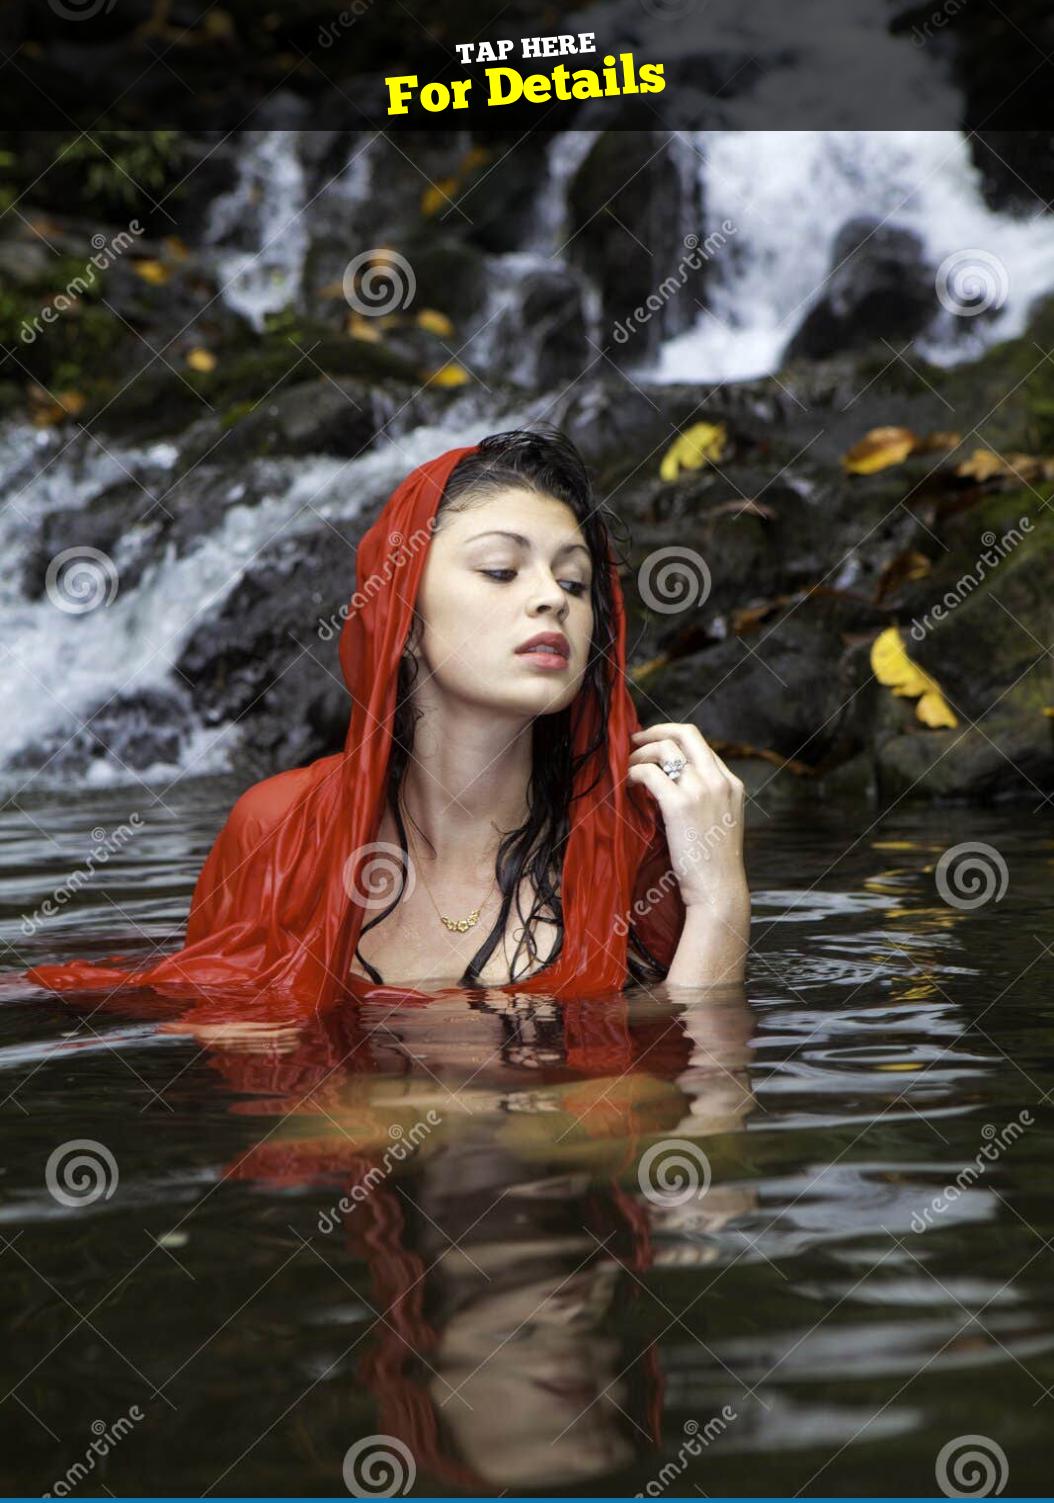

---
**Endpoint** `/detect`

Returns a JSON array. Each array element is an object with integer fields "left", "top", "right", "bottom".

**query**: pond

[{"left": 2, "top": 778, "right": 1052, "bottom": 1497}]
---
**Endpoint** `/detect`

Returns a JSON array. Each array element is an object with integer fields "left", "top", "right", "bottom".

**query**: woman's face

[{"left": 409, "top": 487, "right": 596, "bottom": 719}]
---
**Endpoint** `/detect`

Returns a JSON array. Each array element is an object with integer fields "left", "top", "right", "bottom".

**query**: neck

[{"left": 397, "top": 701, "right": 533, "bottom": 872}]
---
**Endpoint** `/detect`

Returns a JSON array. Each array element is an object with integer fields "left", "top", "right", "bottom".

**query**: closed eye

[{"left": 479, "top": 569, "right": 588, "bottom": 597}]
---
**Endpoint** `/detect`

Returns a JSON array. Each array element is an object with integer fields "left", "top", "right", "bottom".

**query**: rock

[
  {"left": 566, "top": 131, "right": 703, "bottom": 364},
  {"left": 970, "top": 131, "right": 1054, "bottom": 214},
  {"left": 641, "top": 598, "right": 876, "bottom": 770},
  {"left": 8, "top": 686, "right": 193, "bottom": 779},
  {"left": 175, "top": 523, "right": 368, "bottom": 770},
  {"left": 784, "top": 217, "right": 936, "bottom": 362},
  {"left": 514, "top": 268, "right": 590, "bottom": 388}
]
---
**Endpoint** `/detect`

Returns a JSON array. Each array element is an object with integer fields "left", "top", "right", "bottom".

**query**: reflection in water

[
  {"left": 202, "top": 987, "right": 757, "bottom": 1492},
  {"left": 9, "top": 804, "right": 1054, "bottom": 1495}
]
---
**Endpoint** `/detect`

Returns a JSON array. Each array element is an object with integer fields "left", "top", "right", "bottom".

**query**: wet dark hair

[{"left": 353, "top": 426, "right": 668, "bottom": 990}]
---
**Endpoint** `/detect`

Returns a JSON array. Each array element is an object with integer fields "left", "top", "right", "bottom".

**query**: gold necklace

[{"left": 404, "top": 818, "right": 496, "bottom": 934}]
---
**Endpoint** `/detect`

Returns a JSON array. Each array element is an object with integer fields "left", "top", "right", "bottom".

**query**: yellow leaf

[
  {"left": 422, "top": 362, "right": 470, "bottom": 388},
  {"left": 955, "top": 447, "right": 1006, "bottom": 482},
  {"left": 185, "top": 347, "right": 216, "bottom": 372},
  {"left": 870, "top": 626, "right": 957, "bottom": 728},
  {"left": 29, "top": 387, "right": 86, "bottom": 427},
  {"left": 843, "top": 426, "right": 917, "bottom": 475},
  {"left": 162, "top": 236, "right": 189, "bottom": 261},
  {"left": 659, "top": 422, "right": 728, "bottom": 481},
  {"left": 421, "top": 177, "right": 458, "bottom": 218},
  {"left": 916, "top": 689, "right": 957, "bottom": 729},
  {"left": 345, "top": 312, "right": 382, "bottom": 343},
  {"left": 914, "top": 430, "right": 961, "bottom": 454},
  {"left": 416, "top": 308, "right": 454, "bottom": 337},
  {"left": 460, "top": 145, "right": 491, "bottom": 173},
  {"left": 133, "top": 259, "right": 169, "bottom": 285},
  {"left": 1043, "top": 707, "right": 1054, "bottom": 718}
]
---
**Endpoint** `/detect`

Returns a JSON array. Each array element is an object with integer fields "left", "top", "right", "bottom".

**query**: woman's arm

[
  {"left": 627, "top": 721, "right": 750, "bottom": 988},
  {"left": 665, "top": 884, "right": 750, "bottom": 987}
]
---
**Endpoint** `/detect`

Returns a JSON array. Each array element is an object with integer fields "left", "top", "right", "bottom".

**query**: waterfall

[
  {"left": 0, "top": 405, "right": 538, "bottom": 789},
  {"left": 652, "top": 131, "right": 1054, "bottom": 382}
]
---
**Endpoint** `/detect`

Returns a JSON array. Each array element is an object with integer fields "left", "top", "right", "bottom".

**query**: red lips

[{"left": 515, "top": 631, "right": 570, "bottom": 658}]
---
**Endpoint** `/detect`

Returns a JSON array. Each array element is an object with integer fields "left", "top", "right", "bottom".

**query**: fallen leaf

[
  {"left": 708, "top": 497, "right": 776, "bottom": 520},
  {"left": 870, "top": 625, "right": 957, "bottom": 728},
  {"left": 345, "top": 312, "right": 382, "bottom": 343},
  {"left": 133, "top": 259, "right": 169, "bottom": 285},
  {"left": 873, "top": 548, "right": 932, "bottom": 605},
  {"left": 29, "top": 386, "right": 86, "bottom": 426},
  {"left": 416, "top": 308, "right": 454, "bottom": 337},
  {"left": 914, "top": 430, "right": 961, "bottom": 453},
  {"left": 659, "top": 422, "right": 728, "bottom": 481},
  {"left": 843, "top": 426, "right": 917, "bottom": 475},
  {"left": 421, "top": 177, "right": 459, "bottom": 218},
  {"left": 955, "top": 447, "right": 1054, "bottom": 483},
  {"left": 185, "top": 347, "right": 216, "bottom": 372},
  {"left": 422, "top": 362, "right": 470, "bottom": 388}
]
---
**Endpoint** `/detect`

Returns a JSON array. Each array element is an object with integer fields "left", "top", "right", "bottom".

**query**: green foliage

[{"left": 50, "top": 131, "right": 184, "bottom": 213}]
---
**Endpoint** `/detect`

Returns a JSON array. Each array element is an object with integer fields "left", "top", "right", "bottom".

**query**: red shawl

[{"left": 21, "top": 443, "right": 684, "bottom": 1017}]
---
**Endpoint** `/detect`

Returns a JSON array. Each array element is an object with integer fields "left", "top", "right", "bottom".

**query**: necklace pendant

[{"left": 441, "top": 909, "right": 480, "bottom": 933}]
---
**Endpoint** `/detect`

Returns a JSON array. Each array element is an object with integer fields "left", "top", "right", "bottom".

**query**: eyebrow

[{"left": 464, "top": 529, "right": 592, "bottom": 562}]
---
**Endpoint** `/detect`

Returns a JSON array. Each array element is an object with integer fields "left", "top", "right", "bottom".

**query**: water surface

[{"left": 2, "top": 780, "right": 1052, "bottom": 1496}]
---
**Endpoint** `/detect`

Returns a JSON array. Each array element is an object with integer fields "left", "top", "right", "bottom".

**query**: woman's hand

[{"left": 627, "top": 722, "right": 748, "bottom": 916}]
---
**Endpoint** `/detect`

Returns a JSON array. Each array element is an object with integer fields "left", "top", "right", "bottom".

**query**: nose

[{"left": 527, "top": 566, "right": 570, "bottom": 619}]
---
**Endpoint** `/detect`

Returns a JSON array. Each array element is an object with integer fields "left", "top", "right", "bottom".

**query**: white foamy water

[
  {"left": 651, "top": 131, "right": 1054, "bottom": 382},
  {"left": 0, "top": 403, "right": 538, "bottom": 789}
]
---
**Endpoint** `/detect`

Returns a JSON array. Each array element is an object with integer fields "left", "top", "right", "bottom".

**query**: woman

[{"left": 22, "top": 428, "right": 749, "bottom": 1014}]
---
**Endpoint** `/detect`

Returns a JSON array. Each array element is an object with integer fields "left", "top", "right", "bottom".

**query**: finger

[
  {"left": 626, "top": 761, "right": 683, "bottom": 805},
  {"left": 628, "top": 737, "right": 690, "bottom": 771},
  {"left": 635, "top": 722, "right": 741, "bottom": 789}
]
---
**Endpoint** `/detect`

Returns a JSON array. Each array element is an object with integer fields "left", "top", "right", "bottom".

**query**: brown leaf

[
  {"left": 873, "top": 548, "right": 932, "bottom": 606},
  {"left": 843, "top": 426, "right": 917, "bottom": 475}
]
